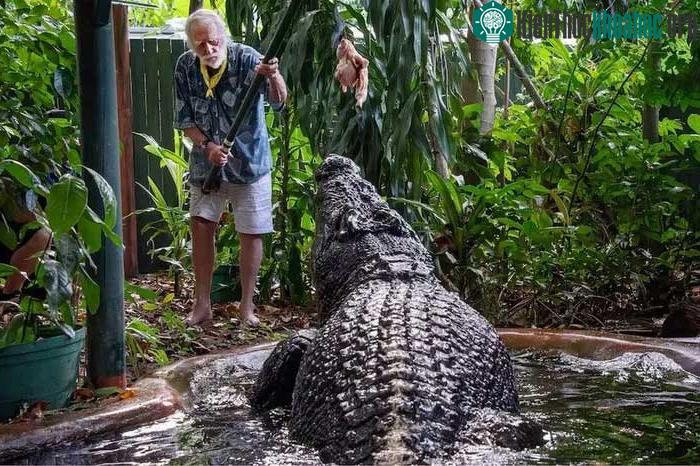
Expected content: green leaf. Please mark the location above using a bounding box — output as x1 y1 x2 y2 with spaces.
0 314 35 349
77 213 102 253
688 114 700 134
396 89 419 145
95 386 122 397
124 282 159 301
82 166 117 229
46 175 88 237
84 206 123 248
41 259 73 318
80 271 100 314
0 263 20 277
0 160 41 188
550 189 570 225
495 217 523 230
496 239 519 257
60 302 74 328
425 169 463 226
0 220 18 250
678 134 700 146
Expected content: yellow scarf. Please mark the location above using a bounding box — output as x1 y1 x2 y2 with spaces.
200 55 228 98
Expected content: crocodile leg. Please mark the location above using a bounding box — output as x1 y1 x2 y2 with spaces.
249 329 317 411
456 408 545 450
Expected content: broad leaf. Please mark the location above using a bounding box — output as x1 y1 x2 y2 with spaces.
56 234 81 274
77 213 102 253
82 166 117 229
41 259 73 319
0 263 20 278
688 114 700 134
80 270 100 314
46 175 87 237
0 160 41 188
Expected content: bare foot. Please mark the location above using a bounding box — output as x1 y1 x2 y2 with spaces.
187 301 213 326
238 302 260 327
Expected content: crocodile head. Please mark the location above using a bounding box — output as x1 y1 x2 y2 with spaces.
312 155 434 317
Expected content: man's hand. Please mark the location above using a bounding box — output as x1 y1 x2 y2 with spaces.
205 142 228 166
254 57 280 77
255 57 288 104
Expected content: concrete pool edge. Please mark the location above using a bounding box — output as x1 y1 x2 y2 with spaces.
0 342 277 462
0 377 181 462
0 330 697 461
498 328 700 376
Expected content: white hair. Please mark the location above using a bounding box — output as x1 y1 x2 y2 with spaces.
184 9 228 51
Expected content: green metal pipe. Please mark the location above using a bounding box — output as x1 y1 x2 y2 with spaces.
74 0 126 389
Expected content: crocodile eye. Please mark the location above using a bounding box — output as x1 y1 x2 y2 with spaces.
333 208 355 240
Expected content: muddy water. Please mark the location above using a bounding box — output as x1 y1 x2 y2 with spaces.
20 349 700 465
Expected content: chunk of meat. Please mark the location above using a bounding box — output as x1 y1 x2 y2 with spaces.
334 38 369 108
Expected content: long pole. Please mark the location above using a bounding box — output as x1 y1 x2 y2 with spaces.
74 0 126 389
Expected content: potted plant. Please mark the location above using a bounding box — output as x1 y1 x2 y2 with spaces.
0 163 119 421
0 1 120 421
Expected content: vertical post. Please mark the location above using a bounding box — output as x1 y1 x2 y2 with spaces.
74 0 127 389
189 0 203 13
113 4 139 278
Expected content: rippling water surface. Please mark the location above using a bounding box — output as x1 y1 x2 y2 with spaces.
20 349 700 465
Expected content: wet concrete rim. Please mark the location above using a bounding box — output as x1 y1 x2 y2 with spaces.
499 328 700 376
0 377 182 462
0 330 697 462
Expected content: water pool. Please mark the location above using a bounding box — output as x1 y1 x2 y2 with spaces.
18 347 700 465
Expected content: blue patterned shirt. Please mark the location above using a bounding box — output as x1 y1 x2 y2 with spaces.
174 41 283 186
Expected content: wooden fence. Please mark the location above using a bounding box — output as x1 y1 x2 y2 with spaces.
129 33 186 273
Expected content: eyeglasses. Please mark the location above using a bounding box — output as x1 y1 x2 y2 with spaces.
194 38 221 49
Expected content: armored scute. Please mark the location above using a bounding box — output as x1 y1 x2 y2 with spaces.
250 155 541 464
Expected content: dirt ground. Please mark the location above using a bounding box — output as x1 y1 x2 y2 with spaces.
123 272 319 382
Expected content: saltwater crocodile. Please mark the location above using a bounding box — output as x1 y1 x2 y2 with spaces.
250 155 542 463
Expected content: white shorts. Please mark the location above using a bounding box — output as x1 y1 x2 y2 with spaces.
189 173 273 234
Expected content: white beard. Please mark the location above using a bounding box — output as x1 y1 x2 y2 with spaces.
203 52 225 69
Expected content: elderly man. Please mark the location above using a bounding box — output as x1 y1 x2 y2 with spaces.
174 9 287 326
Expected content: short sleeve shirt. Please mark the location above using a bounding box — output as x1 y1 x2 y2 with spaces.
174 41 282 186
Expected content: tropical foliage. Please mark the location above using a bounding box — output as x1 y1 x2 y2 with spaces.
0 0 120 348
2 0 698 343
218 0 700 323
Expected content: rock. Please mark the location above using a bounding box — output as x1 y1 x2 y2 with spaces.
659 303 700 338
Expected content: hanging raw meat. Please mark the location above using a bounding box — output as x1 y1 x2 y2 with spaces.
334 38 369 108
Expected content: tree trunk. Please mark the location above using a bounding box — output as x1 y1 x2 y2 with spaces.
642 41 661 143
189 0 203 14
467 0 548 112
466 1 498 135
